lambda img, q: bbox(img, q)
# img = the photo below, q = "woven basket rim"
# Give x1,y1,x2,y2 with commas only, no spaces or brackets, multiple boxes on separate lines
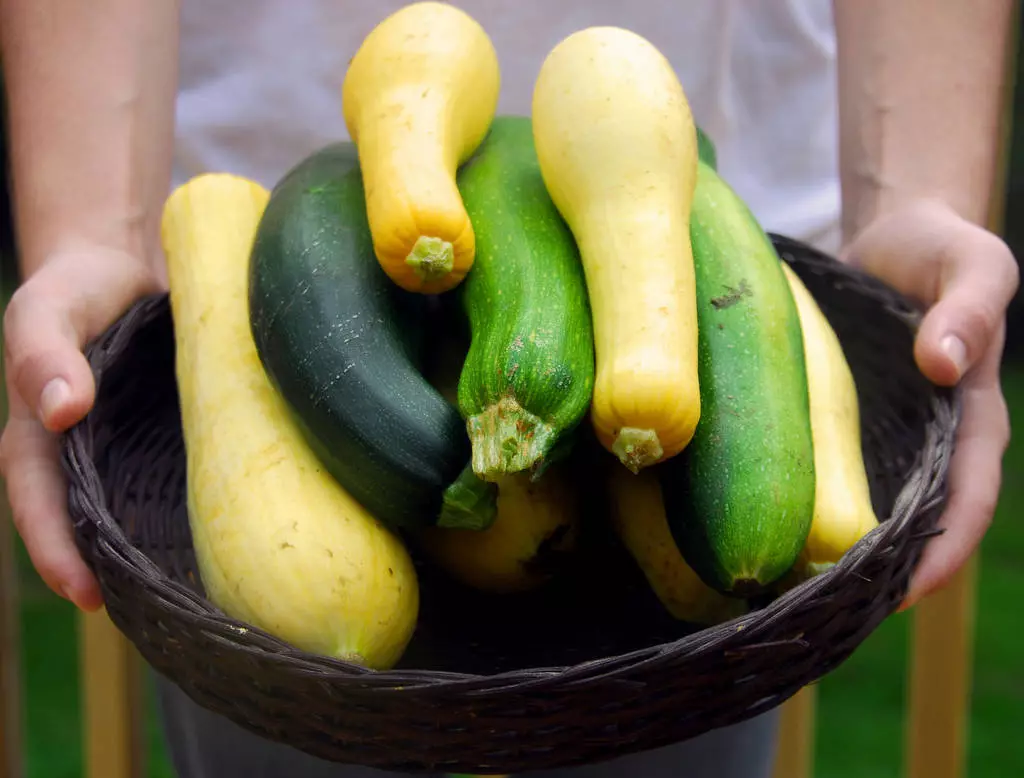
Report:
62,233,962,696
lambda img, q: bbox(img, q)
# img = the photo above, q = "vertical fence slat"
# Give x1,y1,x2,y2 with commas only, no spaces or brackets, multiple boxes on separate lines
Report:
772,685,817,778
79,609,145,778
905,558,979,778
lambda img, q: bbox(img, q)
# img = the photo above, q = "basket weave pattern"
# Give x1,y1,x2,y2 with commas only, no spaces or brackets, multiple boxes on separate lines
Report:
61,235,959,774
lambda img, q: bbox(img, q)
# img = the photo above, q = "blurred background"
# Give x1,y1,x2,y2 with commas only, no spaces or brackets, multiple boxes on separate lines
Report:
1,20,1023,778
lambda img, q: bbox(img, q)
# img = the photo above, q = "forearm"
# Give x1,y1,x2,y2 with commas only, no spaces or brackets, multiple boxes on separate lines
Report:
834,0,1015,239
0,0,180,276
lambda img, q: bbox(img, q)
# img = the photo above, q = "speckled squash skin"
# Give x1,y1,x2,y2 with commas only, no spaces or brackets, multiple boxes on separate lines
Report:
341,1,501,293
532,27,702,473
658,162,816,597
455,116,595,480
248,142,496,533
163,173,418,669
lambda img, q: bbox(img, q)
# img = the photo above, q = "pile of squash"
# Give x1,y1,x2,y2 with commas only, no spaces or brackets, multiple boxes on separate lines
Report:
162,3,879,671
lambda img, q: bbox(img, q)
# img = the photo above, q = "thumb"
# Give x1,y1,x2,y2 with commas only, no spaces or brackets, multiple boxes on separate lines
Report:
914,228,1019,386
3,250,161,432
3,284,96,432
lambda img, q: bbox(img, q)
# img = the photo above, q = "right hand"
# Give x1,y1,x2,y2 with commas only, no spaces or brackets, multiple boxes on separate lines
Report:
1,244,164,611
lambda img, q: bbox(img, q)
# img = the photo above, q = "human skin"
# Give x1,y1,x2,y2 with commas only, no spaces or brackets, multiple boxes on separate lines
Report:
0,0,1017,613
833,0,1020,609
0,0,179,610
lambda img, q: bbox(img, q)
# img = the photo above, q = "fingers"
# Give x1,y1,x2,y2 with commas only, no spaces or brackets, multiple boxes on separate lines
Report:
3,285,97,432
0,388,103,611
841,199,1019,386
899,325,1010,610
914,228,1019,386
3,249,160,433
839,202,1014,611
2,248,160,613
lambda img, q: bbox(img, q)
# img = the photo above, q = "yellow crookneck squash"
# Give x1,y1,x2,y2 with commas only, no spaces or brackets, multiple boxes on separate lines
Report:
607,465,746,625
781,262,880,580
341,1,501,294
162,172,419,670
532,26,702,473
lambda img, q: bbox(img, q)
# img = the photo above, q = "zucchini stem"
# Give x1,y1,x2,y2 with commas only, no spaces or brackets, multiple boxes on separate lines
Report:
467,397,559,481
438,464,498,530
612,427,664,474
729,578,768,598
406,235,454,281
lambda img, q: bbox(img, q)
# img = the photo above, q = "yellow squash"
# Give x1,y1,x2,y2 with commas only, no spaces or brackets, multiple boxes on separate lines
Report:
341,1,500,293
607,466,746,625
419,469,579,594
419,311,579,595
163,173,418,669
531,26,701,473
781,263,879,579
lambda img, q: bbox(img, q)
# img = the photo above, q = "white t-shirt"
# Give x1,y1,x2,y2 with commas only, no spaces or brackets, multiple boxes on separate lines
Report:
174,0,840,253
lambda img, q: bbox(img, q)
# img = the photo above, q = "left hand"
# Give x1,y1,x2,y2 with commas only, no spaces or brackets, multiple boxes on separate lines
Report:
840,198,1019,610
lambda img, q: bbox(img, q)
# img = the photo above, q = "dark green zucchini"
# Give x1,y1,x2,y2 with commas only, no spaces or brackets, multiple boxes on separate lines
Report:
657,161,816,596
455,115,595,480
248,142,496,531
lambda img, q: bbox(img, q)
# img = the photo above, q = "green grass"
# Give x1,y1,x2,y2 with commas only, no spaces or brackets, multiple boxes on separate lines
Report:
814,363,1024,778
10,364,1024,777
16,551,176,778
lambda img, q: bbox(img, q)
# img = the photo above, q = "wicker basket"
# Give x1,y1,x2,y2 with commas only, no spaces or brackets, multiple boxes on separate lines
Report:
61,234,959,775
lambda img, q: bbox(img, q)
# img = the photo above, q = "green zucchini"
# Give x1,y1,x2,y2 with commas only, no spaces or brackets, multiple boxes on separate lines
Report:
657,161,816,596
455,115,595,480
248,142,496,532
696,125,718,170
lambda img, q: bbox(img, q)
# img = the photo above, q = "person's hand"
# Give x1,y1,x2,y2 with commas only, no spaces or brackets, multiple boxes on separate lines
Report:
839,198,1019,610
1,244,164,611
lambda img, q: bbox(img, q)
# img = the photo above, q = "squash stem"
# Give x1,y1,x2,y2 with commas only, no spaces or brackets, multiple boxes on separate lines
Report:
438,464,498,530
730,578,768,597
467,397,560,481
405,235,454,281
612,427,664,474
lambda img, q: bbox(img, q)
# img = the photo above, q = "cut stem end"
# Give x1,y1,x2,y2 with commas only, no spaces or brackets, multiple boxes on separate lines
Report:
405,235,454,281
467,398,559,481
611,427,664,474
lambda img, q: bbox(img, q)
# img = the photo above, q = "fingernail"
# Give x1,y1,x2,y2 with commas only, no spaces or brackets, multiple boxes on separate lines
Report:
38,378,71,423
940,335,968,380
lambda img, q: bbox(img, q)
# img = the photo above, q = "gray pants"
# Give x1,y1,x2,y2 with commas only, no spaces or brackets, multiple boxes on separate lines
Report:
154,675,780,778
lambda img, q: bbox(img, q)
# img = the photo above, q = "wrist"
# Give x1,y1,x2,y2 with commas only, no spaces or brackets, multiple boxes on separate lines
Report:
14,214,159,280
17,227,158,283
841,181,966,245
840,145,1000,243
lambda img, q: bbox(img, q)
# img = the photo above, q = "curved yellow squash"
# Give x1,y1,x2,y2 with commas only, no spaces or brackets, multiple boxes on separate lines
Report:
420,469,579,594
163,173,419,669
341,1,500,293
607,466,746,625
532,26,701,473
781,263,879,579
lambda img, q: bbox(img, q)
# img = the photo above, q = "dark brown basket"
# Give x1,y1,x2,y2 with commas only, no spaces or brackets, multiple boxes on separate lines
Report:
61,234,959,775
